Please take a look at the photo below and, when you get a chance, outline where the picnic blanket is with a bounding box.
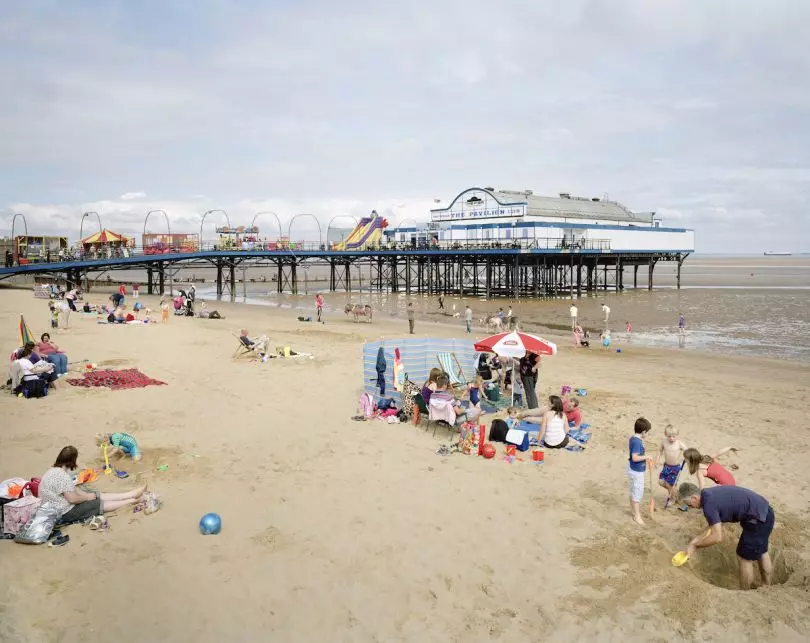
[67,369,166,390]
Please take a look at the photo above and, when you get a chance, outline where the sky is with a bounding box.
[1,0,808,252]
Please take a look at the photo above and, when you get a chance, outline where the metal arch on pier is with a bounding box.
[199,209,231,244]
[11,213,28,241]
[79,211,102,241]
[287,213,323,247]
[251,211,283,240]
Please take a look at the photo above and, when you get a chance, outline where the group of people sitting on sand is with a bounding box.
[7,333,70,397]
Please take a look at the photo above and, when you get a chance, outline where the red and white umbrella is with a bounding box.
[474,331,557,359]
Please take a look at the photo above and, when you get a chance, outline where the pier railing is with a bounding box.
[9,237,611,264]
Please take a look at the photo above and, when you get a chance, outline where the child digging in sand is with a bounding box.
[683,446,738,489]
[96,432,143,462]
[628,417,651,525]
[655,425,688,506]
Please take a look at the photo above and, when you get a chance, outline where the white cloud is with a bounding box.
[120,191,146,200]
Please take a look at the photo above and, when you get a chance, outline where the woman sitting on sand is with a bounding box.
[536,395,569,449]
[38,446,147,525]
[36,332,69,377]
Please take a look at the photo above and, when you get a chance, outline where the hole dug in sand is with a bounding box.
[689,525,795,590]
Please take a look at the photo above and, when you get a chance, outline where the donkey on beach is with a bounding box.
[345,303,373,323]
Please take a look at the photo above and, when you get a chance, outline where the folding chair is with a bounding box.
[233,334,258,359]
[437,352,467,386]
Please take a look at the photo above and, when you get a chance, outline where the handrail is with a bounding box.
[6,237,612,265]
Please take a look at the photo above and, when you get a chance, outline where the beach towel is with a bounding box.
[375,347,387,396]
[67,369,166,390]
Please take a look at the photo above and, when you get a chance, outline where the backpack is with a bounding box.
[488,419,509,443]
[359,393,376,419]
[21,378,48,399]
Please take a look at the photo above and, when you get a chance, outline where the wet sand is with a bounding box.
[1,287,809,642]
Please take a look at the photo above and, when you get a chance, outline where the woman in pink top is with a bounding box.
[36,332,69,377]
[683,447,738,489]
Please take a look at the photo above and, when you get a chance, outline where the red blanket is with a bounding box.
[67,369,166,390]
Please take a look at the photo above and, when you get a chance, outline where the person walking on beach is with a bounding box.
[132,284,140,299]
[601,303,611,328]
[407,302,415,334]
[438,294,445,311]
[507,305,514,329]
[570,302,578,330]
[315,293,324,322]
[678,313,686,335]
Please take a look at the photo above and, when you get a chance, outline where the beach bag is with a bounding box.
[359,393,376,419]
[3,496,42,536]
[506,429,530,452]
[21,377,48,399]
[488,419,509,443]
[15,503,59,545]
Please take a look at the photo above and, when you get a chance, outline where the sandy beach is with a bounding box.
[1,287,809,643]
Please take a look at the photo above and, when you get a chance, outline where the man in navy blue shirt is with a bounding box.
[678,483,775,589]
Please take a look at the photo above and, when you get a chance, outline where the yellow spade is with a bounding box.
[672,529,712,567]
[102,443,112,476]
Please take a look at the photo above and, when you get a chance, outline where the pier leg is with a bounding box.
[277,261,283,293]
[617,259,623,291]
[576,260,582,297]
[676,255,684,289]
[603,263,608,291]
[147,267,153,295]
[513,256,519,300]
[648,258,655,291]
[158,264,165,296]
[633,265,638,289]
[291,262,298,295]
[330,260,336,292]
[485,258,491,300]
[216,260,223,298]
[405,256,411,295]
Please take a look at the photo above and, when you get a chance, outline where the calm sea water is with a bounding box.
[88,255,810,362]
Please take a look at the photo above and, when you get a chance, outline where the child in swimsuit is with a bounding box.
[96,432,143,462]
[505,406,519,430]
[655,425,687,505]
[683,447,738,489]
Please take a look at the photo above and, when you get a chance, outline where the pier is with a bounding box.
[0,242,690,299]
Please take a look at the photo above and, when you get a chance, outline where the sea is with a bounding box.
[40,255,810,363]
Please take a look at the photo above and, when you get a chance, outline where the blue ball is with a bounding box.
[199,512,222,535]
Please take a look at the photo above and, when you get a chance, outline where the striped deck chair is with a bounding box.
[437,352,467,386]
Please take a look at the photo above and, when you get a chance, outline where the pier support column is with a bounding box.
[229,261,236,300]
[344,262,351,292]
[676,255,684,289]
[648,258,655,291]
[633,265,638,289]
[405,256,411,295]
[485,258,491,299]
[158,264,165,296]
[216,260,223,298]
[290,262,298,295]
[617,259,623,291]
[576,260,582,297]
[147,267,154,295]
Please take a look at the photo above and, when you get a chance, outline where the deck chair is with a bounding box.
[233,334,267,360]
[428,396,464,438]
[437,352,467,386]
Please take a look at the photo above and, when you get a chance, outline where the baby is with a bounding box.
[656,425,687,505]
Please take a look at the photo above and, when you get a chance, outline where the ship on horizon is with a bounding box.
[763,251,792,256]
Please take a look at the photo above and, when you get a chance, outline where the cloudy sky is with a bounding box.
[1,0,808,252]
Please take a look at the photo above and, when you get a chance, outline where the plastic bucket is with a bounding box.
[532,450,545,462]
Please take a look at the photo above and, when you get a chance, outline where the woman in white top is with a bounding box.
[538,395,569,449]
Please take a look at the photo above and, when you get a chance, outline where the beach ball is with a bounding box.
[482,443,496,459]
[199,513,222,535]
[616,349,622,353]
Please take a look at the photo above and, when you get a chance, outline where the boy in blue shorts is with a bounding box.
[628,417,651,525]
[96,432,142,461]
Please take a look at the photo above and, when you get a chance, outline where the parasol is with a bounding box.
[474,331,557,406]
[19,314,34,346]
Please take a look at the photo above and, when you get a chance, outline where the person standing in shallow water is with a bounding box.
[437,294,444,311]
[407,302,415,334]
[315,293,324,322]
